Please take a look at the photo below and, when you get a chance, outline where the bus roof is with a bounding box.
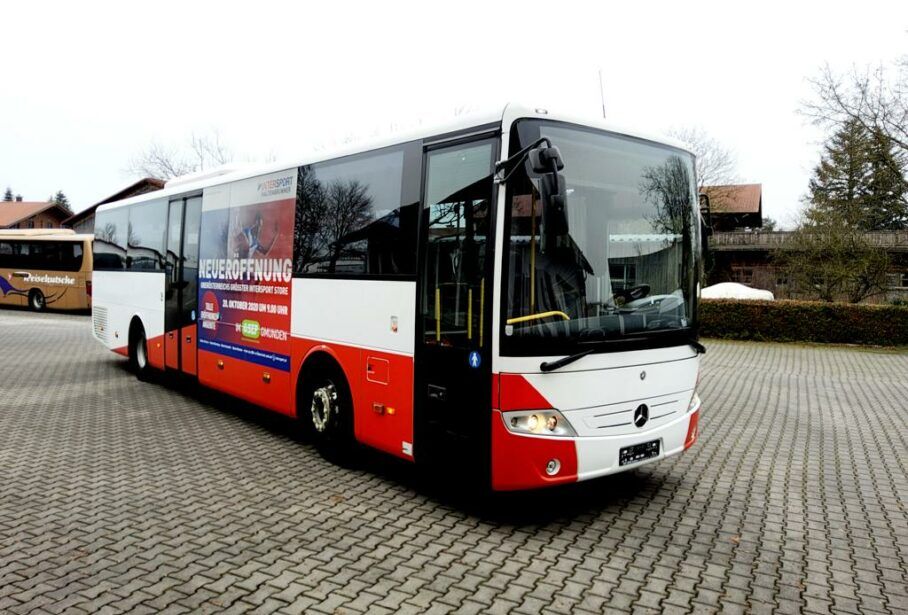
[0,228,75,237]
[0,229,93,242]
[97,103,694,214]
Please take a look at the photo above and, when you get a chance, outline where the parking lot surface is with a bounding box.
[1,310,906,614]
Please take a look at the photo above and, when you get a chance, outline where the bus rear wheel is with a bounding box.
[28,289,46,311]
[300,364,355,462]
[129,323,152,381]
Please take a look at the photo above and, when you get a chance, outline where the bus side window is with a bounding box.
[128,200,167,271]
[293,142,421,277]
[0,241,12,269]
[94,207,129,270]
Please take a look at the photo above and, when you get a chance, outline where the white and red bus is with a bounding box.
[92,104,704,490]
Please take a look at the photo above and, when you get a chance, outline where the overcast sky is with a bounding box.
[2,1,906,227]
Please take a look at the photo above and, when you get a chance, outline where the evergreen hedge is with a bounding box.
[699,299,908,346]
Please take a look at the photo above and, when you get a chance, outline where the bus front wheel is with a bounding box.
[299,361,355,462]
[28,289,46,311]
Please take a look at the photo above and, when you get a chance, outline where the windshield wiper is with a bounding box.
[539,349,594,372]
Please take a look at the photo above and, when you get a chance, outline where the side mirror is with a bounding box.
[529,144,568,252]
[540,172,568,251]
[529,146,564,173]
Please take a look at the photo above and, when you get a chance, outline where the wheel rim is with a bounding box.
[136,337,147,369]
[32,293,44,309]
[310,382,337,433]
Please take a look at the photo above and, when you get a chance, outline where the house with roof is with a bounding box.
[0,200,71,230]
[708,230,908,302]
[702,183,762,231]
[63,178,165,234]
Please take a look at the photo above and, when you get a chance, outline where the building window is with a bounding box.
[27,219,35,229]
[887,272,908,289]
[609,263,637,291]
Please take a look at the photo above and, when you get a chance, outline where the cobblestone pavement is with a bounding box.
[1,310,907,614]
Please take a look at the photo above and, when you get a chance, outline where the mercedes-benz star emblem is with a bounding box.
[640,371,646,380]
[633,404,649,428]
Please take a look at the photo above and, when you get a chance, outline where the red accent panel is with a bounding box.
[147,334,165,370]
[112,345,129,357]
[498,374,552,411]
[491,373,500,409]
[198,349,292,415]
[358,351,414,460]
[684,409,700,450]
[490,409,578,491]
[290,338,415,461]
[165,330,179,370]
[181,324,197,376]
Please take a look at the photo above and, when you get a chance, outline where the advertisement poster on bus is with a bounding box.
[197,170,297,372]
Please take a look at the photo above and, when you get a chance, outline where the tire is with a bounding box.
[28,289,46,311]
[299,363,355,462]
[129,323,152,381]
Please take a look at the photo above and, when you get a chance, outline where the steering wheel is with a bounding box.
[625,294,683,311]
[612,284,650,305]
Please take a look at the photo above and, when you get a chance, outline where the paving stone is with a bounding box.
[0,313,907,614]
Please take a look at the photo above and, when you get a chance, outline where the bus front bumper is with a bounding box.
[491,402,701,491]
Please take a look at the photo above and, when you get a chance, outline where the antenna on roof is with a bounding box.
[598,69,607,120]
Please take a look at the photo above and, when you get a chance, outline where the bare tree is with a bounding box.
[127,130,233,180]
[667,127,739,210]
[802,59,908,155]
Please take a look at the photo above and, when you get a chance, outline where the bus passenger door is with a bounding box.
[164,199,184,370]
[179,197,202,376]
[164,196,202,375]
[414,136,497,476]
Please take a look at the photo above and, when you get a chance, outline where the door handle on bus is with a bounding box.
[428,385,447,402]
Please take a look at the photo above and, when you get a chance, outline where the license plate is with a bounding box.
[619,440,660,466]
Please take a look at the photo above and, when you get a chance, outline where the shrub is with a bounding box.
[699,299,908,346]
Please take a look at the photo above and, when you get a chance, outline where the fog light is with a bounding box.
[545,459,561,476]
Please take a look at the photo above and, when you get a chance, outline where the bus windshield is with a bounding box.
[503,120,699,352]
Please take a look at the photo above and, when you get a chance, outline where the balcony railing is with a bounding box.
[709,231,908,251]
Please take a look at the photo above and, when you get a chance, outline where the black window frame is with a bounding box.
[0,239,84,272]
[126,199,167,272]
[93,205,130,271]
[498,118,702,357]
[292,140,423,281]
[418,134,500,350]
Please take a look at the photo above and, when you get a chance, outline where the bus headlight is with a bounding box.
[504,409,577,437]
